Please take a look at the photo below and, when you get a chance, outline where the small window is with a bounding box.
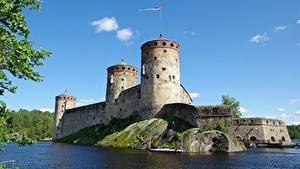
[170,43,174,47]
[164,50,167,53]
[119,109,122,112]
[154,42,158,46]
[162,42,166,46]
[133,68,135,71]
[121,86,124,89]
[176,45,179,49]
[162,67,166,71]
[121,78,124,81]
[172,75,175,79]
[146,75,149,79]
[156,74,160,79]
[154,57,157,60]
[128,67,131,70]
[123,72,126,75]
[93,117,95,120]
[169,75,172,81]
[116,67,119,70]
[122,67,125,70]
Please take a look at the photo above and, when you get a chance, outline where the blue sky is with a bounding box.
[3,0,300,125]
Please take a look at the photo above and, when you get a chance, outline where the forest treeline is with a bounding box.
[6,109,53,140]
[287,125,300,139]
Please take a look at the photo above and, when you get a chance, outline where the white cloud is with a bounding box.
[249,33,270,44]
[296,110,300,115]
[293,121,300,125]
[117,28,133,41]
[277,107,285,112]
[281,113,287,117]
[239,106,248,113]
[191,32,198,36]
[183,31,198,36]
[274,25,287,32]
[91,17,119,32]
[266,115,277,119]
[297,19,300,24]
[77,99,98,107]
[189,92,200,99]
[38,108,54,112]
[289,98,300,105]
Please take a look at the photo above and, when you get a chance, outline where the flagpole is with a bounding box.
[159,7,163,38]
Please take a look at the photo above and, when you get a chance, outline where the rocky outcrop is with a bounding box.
[97,118,168,149]
[181,129,244,153]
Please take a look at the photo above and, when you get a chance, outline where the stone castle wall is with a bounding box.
[157,103,231,127]
[60,102,107,137]
[233,118,292,145]
[58,83,193,138]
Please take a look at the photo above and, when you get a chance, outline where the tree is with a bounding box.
[0,0,51,146]
[222,95,242,118]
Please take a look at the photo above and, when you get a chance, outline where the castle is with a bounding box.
[54,37,293,147]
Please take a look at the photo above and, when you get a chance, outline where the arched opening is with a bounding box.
[281,136,286,141]
[249,136,257,142]
[212,137,218,143]
[236,136,242,142]
[271,136,275,142]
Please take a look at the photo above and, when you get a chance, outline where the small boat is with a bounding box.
[150,148,183,153]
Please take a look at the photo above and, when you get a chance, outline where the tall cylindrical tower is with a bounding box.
[105,60,138,103]
[53,90,76,139]
[140,38,181,118]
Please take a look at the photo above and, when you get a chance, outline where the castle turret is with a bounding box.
[140,38,181,118]
[53,90,76,139]
[105,60,138,103]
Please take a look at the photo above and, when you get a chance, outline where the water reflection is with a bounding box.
[0,141,299,169]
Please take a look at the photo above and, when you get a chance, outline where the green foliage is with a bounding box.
[0,0,50,150]
[215,119,225,132]
[0,0,51,96]
[222,95,242,118]
[59,113,141,145]
[6,109,53,141]
[287,125,300,139]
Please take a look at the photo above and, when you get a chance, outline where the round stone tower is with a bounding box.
[140,37,181,118]
[105,60,138,103]
[53,90,76,139]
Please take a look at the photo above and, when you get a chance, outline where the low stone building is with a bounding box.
[53,37,293,147]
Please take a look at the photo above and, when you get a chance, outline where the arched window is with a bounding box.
[281,136,286,141]
[271,136,275,142]
[250,136,257,142]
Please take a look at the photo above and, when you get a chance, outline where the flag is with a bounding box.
[139,7,161,11]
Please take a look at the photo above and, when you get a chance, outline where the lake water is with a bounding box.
[0,140,300,169]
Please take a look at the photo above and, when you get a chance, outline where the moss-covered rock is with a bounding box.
[97,118,168,149]
[181,129,244,153]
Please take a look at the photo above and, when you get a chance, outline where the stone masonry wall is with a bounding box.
[60,102,107,137]
[233,118,292,145]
